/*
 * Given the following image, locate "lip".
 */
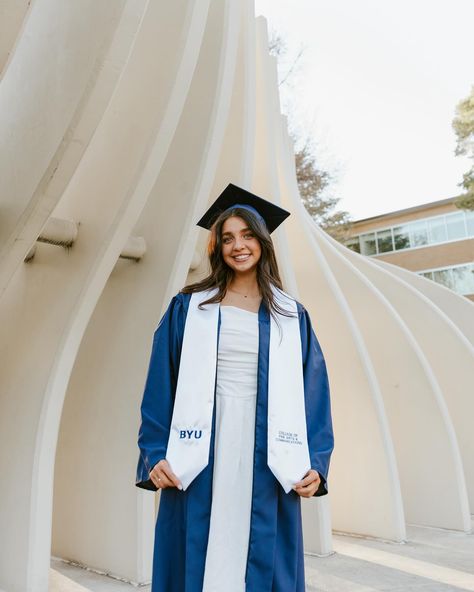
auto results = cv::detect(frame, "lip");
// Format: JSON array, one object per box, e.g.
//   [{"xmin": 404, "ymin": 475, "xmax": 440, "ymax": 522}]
[{"xmin": 232, "ymin": 254, "xmax": 251, "ymax": 262}]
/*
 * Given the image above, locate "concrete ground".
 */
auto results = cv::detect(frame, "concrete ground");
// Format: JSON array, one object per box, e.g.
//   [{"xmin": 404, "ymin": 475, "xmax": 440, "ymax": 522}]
[{"xmin": 50, "ymin": 521, "xmax": 474, "ymax": 592}]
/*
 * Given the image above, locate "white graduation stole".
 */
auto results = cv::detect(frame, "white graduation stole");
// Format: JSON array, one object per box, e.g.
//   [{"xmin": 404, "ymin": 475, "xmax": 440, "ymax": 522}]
[{"xmin": 165, "ymin": 286, "xmax": 311, "ymax": 493}]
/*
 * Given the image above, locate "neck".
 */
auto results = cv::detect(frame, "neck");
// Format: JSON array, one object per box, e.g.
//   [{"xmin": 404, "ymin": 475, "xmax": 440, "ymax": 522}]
[{"xmin": 229, "ymin": 272, "xmax": 259, "ymax": 295}]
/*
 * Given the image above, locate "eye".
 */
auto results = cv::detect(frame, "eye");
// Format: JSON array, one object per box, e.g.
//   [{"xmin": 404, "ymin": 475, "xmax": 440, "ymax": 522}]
[{"xmin": 244, "ymin": 233, "xmax": 254, "ymax": 239}]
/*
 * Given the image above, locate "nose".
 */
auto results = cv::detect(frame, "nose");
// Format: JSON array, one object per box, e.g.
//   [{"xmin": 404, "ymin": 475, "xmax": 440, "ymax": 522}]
[{"xmin": 233, "ymin": 236, "xmax": 245, "ymax": 250}]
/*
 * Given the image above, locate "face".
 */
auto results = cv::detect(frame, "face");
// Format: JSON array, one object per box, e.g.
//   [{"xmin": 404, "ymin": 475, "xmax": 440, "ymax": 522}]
[{"xmin": 221, "ymin": 216, "xmax": 262, "ymax": 275}]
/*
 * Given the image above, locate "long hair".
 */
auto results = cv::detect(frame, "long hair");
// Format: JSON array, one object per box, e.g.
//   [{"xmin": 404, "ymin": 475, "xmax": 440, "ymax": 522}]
[{"xmin": 181, "ymin": 206, "xmax": 296, "ymax": 323}]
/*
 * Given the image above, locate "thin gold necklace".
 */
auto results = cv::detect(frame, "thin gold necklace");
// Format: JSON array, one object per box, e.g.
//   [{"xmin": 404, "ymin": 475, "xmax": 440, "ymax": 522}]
[{"xmin": 228, "ymin": 287, "xmax": 261, "ymax": 299}]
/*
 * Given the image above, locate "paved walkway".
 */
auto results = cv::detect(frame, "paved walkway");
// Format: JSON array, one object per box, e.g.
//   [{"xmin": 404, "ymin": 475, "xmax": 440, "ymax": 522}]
[{"xmin": 50, "ymin": 521, "xmax": 474, "ymax": 592}]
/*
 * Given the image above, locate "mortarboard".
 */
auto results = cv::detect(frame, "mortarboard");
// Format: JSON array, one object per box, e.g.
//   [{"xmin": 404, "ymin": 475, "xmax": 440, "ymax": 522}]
[{"xmin": 196, "ymin": 183, "xmax": 290, "ymax": 234}]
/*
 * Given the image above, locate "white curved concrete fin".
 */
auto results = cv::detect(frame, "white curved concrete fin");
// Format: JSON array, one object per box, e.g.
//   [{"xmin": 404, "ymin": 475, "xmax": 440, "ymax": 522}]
[
  {"xmin": 0, "ymin": 1, "xmax": 213, "ymax": 588},
  {"xmin": 0, "ymin": 0, "xmax": 134, "ymax": 292},
  {"xmin": 312, "ymin": 223, "xmax": 471, "ymax": 531},
  {"xmin": 250, "ymin": 19, "xmax": 336, "ymax": 551},
  {"xmin": 0, "ymin": 0, "xmax": 33, "ymax": 76},
  {"xmin": 372, "ymin": 257, "xmax": 474, "ymax": 346},
  {"xmin": 274, "ymin": 118, "xmax": 406, "ymax": 541},
  {"xmin": 320, "ymin": 228, "xmax": 474, "ymax": 519},
  {"xmin": 54, "ymin": 0, "xmax": 242, "ymax": 584}
]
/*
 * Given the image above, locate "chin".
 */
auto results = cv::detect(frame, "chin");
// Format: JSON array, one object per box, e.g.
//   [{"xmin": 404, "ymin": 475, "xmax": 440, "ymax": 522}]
[{"xmin": 232, "ymin": 264, "xmax": 257, "ymax": 274}]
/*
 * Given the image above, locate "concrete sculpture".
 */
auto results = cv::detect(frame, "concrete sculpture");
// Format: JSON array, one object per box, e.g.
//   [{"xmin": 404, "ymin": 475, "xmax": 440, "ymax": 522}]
[{"xmin": 0, "ymin": 1, "xmax": 472, "ymax": 590}]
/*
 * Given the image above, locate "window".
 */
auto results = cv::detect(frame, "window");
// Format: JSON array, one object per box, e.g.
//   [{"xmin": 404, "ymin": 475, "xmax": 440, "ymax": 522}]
[
  {"xmin": 360, "ymin": 233, "xmax": 377, "ymax": 255},
  {"xmin": 376, "ymin": 228, "xmax": 393, "ymax": 253},
  {"xmin": 345, "ymin": 238, "xmax": 361, "ymax": 253},
  {"xmin": 432, "ymin": 268, "xmax": 455, "ymax": 290},
  {"xmin": 418, "ymin": 263, "xmax": 474, "ymax": 296},
  {"xmin": 428, "ymin": 217, "xmax": 447, "ymax": 243},
  {"xmin": 349, "ymin": 208, "xmax": 474, "ymax": 256},
  {"xmin": 465, "ymin": 210, "xmax": 474, "ymax": 236},
  {"xmin": 393, "ymin": 225, "xmax": 410, "ymax": 250},
  {"xmin": 410, "ymin": 220, "xmax": 428, "ymax": 247},
  {"xmin": 452, "ymin": 265, "xmax": 474, "ymax": 295},
  {"xmin": 446, "ymin": 212, "xmax": 466, "ymax": 241}
]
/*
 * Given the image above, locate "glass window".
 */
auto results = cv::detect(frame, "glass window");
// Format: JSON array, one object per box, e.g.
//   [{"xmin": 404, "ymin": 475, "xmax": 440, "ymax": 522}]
[
  {"xmin": 420, "ymin": 271, "xmax": 433, "ymax": 280},
  {"xmin": 410, "ymin": 220, "xmax": 428, "ymax": 247},
  {"xmin": 452, "ymin": 264, "xmax": 474, "ymax": 295},
  {"xmin": 393, "ymin": 225, "xmax": 410, "ymax": 250},
  {"xmin": 446, "ymin": 212, "xmax": 466, "ymax": 240},
  {"xmin": 432, "ymin": 268, "xmax": 455, "ymax": 290},
  {"xmin": 427, "ymin": 216, "xmax": 447, "ymax": 244},
  {"xmin": 466, "ymin": 210, "xmax": 474, "ymax": 237},
  {"xmin": 376, "ymin": 228, "xmax": 393, "ymax": 253},
  {"xmin": 360, "ymin": 233, "xmax": 377, "ymax": 255},
  {"xmin": 345, "ymin": 238, "xmax": 361, "ymax": 253},
  {"xmin": 351, "ymin": 208, "xmax": 473, "ymax": 257},
  {"xmin": 419, "ymin": 264, "xmax": 474, "ymax": 295}
]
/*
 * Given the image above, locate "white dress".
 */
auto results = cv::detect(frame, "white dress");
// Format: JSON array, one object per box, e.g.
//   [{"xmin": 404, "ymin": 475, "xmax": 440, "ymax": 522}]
[{"xmin": 202, "ymin": 305, "xmax": 259, "ymax": 592}]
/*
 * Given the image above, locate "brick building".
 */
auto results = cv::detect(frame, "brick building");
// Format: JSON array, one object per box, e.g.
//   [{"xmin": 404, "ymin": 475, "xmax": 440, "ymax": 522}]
[{"xmin": 344, "ymin": 197, "xmax": 474, "ymax": 301}]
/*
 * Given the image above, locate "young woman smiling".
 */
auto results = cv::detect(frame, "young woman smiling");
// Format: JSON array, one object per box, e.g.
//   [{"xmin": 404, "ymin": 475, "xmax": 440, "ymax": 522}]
[{"xmin": 136, "ymin": 183, "xmax": 334, "ymax": 592}]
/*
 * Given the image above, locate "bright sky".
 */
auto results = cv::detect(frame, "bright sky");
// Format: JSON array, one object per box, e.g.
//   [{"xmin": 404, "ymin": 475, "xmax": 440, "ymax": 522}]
[{"xmin": 255, "ymin": 0, "xmax": 474, "ymax": 220}]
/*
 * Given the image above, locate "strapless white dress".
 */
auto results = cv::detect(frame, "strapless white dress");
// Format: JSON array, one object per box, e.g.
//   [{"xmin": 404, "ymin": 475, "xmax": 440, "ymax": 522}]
[{"xmin": 202, "ymin": 305, "xmax": 259, "ymax": 592}]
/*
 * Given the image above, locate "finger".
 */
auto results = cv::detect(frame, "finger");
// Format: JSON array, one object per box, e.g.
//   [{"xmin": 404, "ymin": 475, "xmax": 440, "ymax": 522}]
[
  {"xmin": 294, "ymin": 483, "xmax": 318, "ymax": 497},
  {"xmin": 156, "ymin": 464, "xmax": 181, "ymax": 490},
  {"xmin": 150, "ymin": 464, "xmax": 173, "ymax": 489},
  {"xmin": 293, "ymin": 475, "xmax": 312, "ymax": 487},
  {"xmin": 150, "ymin": 472, "xmax": 162, "ymax": 489},
  {"xmin": 162, "ymin": 462, "xmax": 183, "ymax": 490},
  {"xmin": 156, "ymin": 472, "xmax": 174, "ymax": 489},
  {"xmin": 294, "ymin": 477, "xmax": 319, "ymax": 493},
  {"xmin": 294, "ymin": 471, "xmax": 320, "ymax": 488},
  {"xmin": 149, "ymin": 461, "xmax": 164, "ymax": 486},
  {"xmin": 295, "ymin": 481, "xmax": 318, "ymax": 492}
]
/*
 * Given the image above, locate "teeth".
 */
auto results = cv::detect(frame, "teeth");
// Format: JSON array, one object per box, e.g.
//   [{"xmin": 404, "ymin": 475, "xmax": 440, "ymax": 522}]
[{"xmin": 234, "ymin": 255, "xmax": 249, "ymax": 260}]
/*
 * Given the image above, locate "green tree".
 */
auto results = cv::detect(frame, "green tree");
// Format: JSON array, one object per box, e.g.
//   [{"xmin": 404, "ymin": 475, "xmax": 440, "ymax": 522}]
[
  {"xmin": 453, "ymin": 86, "xmax": 474, "ymax": 210},
  {"xmin": 294, "ymin": 138, "xmax": 352, "ymax": 241}
]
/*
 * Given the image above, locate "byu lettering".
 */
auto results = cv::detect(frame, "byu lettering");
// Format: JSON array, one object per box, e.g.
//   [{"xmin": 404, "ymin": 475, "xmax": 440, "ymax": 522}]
[{"xmin": 179, "ymin": 429, "xmax": 203, "ymax": 439}]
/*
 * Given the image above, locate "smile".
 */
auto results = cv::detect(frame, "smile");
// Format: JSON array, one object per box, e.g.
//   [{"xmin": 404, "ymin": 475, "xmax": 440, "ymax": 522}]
[{"xmin": 233, "ymin": 254, "xmax": 251, "ymax": 262}]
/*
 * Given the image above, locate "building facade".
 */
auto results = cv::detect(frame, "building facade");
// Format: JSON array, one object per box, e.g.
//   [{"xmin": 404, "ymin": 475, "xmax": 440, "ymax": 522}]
[{"xmin": 344, "ymin": 197, "xmax": 474, "ymax": 301}]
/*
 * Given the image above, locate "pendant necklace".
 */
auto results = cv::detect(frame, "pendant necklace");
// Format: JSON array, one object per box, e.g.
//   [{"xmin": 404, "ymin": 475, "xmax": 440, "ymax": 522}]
[{"xmin": 228, "ymin": 287, "xmax": 260, "ymax": 299}]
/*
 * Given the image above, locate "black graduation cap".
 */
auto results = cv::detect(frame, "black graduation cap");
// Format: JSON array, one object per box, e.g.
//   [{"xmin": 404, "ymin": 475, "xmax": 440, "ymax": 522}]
[{"xmin": 196, "ymin": 183, "xmax": 291, "ymax": 234}]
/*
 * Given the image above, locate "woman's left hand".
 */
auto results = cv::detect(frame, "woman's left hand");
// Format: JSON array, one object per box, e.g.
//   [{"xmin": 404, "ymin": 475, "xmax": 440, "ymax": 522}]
[{"xmin": 293, "ymin": 469, "xmax": 321, "ymax": 497}]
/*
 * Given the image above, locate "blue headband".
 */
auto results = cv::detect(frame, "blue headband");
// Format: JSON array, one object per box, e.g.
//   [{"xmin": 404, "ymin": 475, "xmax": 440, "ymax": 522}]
[{"xmin": 224, "ymin": 203, "xmax": 266, "ymax": 226}]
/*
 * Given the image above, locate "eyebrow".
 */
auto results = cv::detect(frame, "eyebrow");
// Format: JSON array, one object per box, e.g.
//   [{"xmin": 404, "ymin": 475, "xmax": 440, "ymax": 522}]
[{"xmin": 222, "ymin": 227, "xmax": 252, "ymax": 236}]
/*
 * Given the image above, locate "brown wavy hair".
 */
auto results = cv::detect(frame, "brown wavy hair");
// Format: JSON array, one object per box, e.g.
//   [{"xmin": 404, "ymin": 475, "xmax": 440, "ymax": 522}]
[{"xmin": 181, "ymin": 206, "xmax": 296, "ymax": 323}]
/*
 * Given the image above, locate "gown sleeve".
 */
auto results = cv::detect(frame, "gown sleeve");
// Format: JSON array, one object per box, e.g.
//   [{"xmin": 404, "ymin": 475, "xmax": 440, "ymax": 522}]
[
  {"xmin": 299, "ymin": 305, "xmax": 334, "ymax": 497},
  {"xmin": 135, "ymin": 293, "xmax": 186, "ymax": 490}
]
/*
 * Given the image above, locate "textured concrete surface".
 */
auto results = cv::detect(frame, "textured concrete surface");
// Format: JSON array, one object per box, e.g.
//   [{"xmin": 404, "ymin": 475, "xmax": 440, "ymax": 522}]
[{"xmin": 51, "ymin": 522, "xmax": 474, "ymax": 592}]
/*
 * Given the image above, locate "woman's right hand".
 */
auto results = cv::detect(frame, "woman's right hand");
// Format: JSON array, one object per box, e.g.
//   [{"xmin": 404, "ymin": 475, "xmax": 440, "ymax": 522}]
[{"xmin": 149, "ymin": 459, "xmax": 183, "ymax": 490}]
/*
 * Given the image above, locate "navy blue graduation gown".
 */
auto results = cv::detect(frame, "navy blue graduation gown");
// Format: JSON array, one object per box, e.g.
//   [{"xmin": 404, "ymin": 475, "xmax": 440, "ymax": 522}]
[{"xmin": 136, "ymin": 291, "xmax": 334, "ymax": 592}]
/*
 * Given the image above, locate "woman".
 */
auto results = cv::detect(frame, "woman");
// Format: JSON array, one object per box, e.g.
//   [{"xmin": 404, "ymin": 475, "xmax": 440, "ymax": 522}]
[{"xmin": 136, "ymin": 183, "xmax": 334, "ymax": 592}]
